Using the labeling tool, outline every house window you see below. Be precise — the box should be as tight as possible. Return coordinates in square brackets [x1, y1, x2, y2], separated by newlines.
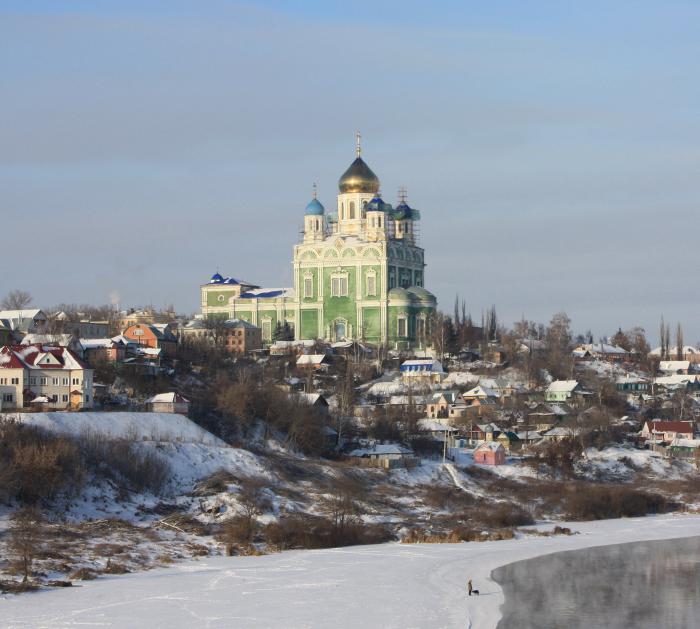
[40, 377, 48, 386]
[331, 273, 348, 297]
[62, 378, 69, 386]
[72, 378, 80, 385]
[53, 378, 59, 385]
[366, 273, 377, 297]
[3, 393, 13, 402]
[62, 394, 68, 402]
[398, 317, 407, 337]
[30, 377, 36, 385]
[11, 378, 19, 385]
[304, 275, 313, 298]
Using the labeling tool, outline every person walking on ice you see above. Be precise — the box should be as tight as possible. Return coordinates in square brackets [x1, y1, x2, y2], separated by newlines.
[468, 578, 473, 596]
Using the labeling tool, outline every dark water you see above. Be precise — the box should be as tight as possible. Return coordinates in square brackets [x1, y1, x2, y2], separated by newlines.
[493, 536, 700, 629]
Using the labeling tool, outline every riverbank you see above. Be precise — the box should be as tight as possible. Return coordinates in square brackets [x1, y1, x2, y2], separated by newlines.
[2, 513, 700, 628]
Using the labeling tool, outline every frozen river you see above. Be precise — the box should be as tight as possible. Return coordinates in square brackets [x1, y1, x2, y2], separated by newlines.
[494, 536, 700, 628]
[2, 514, 700, 628]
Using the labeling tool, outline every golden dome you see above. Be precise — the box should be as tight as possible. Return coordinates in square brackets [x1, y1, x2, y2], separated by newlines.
[338, 156, 380, 194]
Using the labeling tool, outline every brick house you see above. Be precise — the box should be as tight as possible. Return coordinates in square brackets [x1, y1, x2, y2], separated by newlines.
[473, 441, 506, 465]
[123, 323, 177, 358]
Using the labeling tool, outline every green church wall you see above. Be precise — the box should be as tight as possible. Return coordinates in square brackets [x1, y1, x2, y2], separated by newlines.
[300, 309, 319, 339]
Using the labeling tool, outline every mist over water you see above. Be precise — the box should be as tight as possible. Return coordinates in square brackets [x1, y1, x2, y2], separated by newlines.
[493, 536, 700, 629]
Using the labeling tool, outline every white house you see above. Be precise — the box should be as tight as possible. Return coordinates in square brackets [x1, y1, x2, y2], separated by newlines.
[400, 358, 444, 384]
[545, 380, 580, 402]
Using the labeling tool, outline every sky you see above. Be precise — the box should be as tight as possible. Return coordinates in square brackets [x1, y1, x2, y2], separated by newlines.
[2, 0, 699, 344]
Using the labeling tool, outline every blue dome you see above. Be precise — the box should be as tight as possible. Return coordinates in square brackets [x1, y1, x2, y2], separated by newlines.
[210, 272, 224, 283]
[393, 202, 412, 220]
[366, 196, 386, 211]
[305, 198, 325, 216]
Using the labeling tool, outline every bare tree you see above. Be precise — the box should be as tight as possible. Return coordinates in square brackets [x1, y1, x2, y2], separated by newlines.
[676, 323, 684, 361]
[1, 290, 32, 310]
[8, 507, 44, 584]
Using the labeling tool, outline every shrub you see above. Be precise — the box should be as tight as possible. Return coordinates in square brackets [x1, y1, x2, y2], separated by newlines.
[564, 486, 668, 520]
[80, 435, 170, 494]
[0, 420, 84, 504]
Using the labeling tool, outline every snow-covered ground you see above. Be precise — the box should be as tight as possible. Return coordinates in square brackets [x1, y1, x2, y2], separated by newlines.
[3, 513, 699, 629]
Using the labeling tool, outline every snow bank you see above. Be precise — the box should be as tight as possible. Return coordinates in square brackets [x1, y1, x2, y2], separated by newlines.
[2, 514, 699, 628]
[10, 412, 224, 446]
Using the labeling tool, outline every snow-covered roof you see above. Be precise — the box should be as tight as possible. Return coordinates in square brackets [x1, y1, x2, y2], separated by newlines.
[653, 375, 697, 387]
[669, 438, 700, 449]
[475, 441, 504, 452]
[659, 361, 690, 372]
[418, 418, 458, 432]
[576, 343, 629, 356]
[543, 426, 578, 437]
[400, 358, 444, 373]
[146, 392, 190, 404]
[546, 380, 579, 393]
[0, 309, 45, 321]
[239, 287, 295, 300]
[649, 345, 699, 356]
[296, 354, 327, 366]
[463, 384, 499, 398]
[80, 338, 116, 349]
[349, 443, 413, 457]
[0, 344, 88, 371]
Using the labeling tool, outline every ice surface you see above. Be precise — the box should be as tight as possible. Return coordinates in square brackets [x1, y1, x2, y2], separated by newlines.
[2, 514, 699, 628]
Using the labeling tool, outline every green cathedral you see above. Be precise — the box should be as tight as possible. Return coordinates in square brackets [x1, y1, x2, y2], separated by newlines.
[201, 137, 437, 349]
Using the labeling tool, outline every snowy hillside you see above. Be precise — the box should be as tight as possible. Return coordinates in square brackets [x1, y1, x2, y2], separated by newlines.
[15, 412, 224, 446]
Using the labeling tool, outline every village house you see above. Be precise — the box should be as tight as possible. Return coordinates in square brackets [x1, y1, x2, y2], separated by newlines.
[80, 337, 129, 366]
[294, 392, 330, 416]
[296, 354, 330, 370]
[541, 426, 579, 441]
[123, 323, 178, 358]
[649, 345, 700, 364]
[425, 391, 461, 419]
[545, 380, 580, 402]
[0, 309, 48, 337]
[0, 344, 94, 410]
[347, 443, 418, 469]
[640, 420, 695, 443]
[145, 392, 190, 414]
[496, 430, 521, 452]
[417, 418, 460, 446]
[473, 441, 506, 465]
[666, 437, 700, 462]
[118, 308, 176, 329]
[658, 360, 690, 375]
[652, 374, 698, 392]
[615, 374, 649, 393]
[268, 339, 317, 356]
[400, 358, 445, 384]
[573, 342, 630, 362]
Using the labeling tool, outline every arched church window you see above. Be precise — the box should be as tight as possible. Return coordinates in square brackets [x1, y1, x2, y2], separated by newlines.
[349, 201, 356, 219]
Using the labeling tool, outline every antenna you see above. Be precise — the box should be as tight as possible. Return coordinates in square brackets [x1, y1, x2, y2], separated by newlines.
[355, 130, 361, 157]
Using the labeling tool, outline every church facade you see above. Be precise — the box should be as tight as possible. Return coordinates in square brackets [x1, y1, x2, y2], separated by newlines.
[200, 138, 437, 349]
